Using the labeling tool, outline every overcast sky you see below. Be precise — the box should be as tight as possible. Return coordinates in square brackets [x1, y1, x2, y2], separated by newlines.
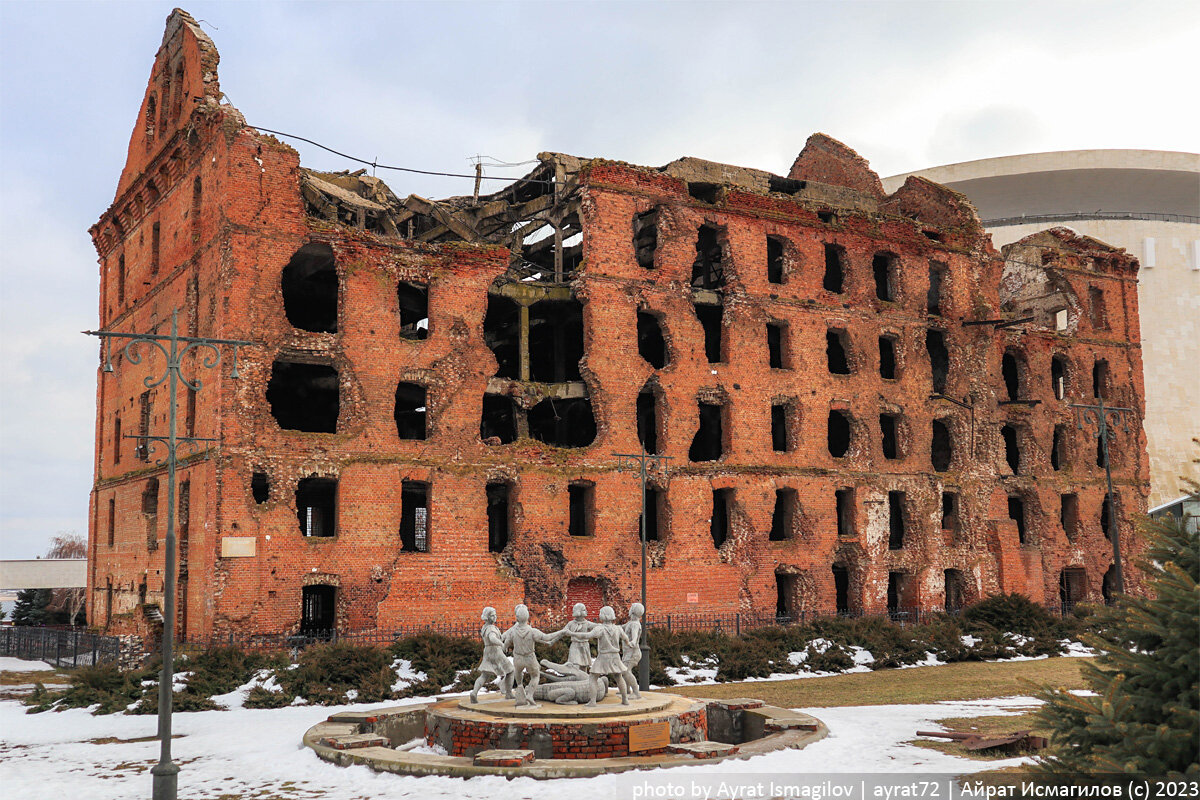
[0, 0, 1196, 560]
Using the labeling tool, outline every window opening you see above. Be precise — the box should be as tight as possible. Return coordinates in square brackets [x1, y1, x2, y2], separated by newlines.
[267, 361, 339, 433]
[928, 262, 946, 315]
[888, 491, 906, 550]
[944, 569, 964, 612]
[400, 480, 430, 552]
[113, 414, 122, 464]
[637, 311, 667, 368]
[771, 403, 790, 452]
[1052, 355, 1067, 400]
[641, 485, 662, 542]
[835, 488, 855, 537]
[767, 321, 788, 369]
[833, 565, 850, 614]
[296, 477, 336, 537]
[1101, 493, 1117, 540]
[687, 182, 720, 204]
[251, 472, 270, 504]
[397, 281, 429, 340]
[767, 236, 786, 284]
[887, 572, 909, 616]
[710, 488, 732, 548]
[775, 571, 797, 620]
[931, 419, 952, 472]
[300, 585, 336, 637]
[872, 253, 895, 301]
[879, 336, 897, 379]
[483, 295, 521, 379]
[691, 224, 725, 289]
[138, 390, 152, 461]
[823, 244, 845, 293]
[568, 482, 594, 537]
[1059, 568, 1087, 606]
[1002, 351, 1022, 401]
[151, 222, 160, 276]
[1102, 565, 1117, 603]
[632, 209, 658, 269]
[1008, 495, 1027, 544]
[529, 300, 584, 382]
[480, 394, 518, 444]
[926, 329, 949, 394]
[117, 254, 126, 305]
[394, 382, 427, 440]
[880, 413, 900, 460]
[694, 302, 723, 363]
[1052, 424, 1067, 470]
[1092, 359, 1109, 399]
[637, 388, 659, 455]
[185, 387, 196, 437]
[1088, 286, 1107, 330]
[281, 243, 338, 333]
[528, 397, 596, 448]
[107, 497, 116, 547]
[770, 488, 798, 541]
[1001, 424, 1020, 473]
[941, 491, 959, 535]
[826, 330, 850, 374]
[1061, 493, 1079, 540]
[487, 482, 511, 552]
[827, 410, 851, 458]
[689, 401, 724, 462]
[191, 177, 201, 241]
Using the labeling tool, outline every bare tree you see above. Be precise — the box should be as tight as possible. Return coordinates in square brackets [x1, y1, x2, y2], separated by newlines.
[46, 532, 86, 626]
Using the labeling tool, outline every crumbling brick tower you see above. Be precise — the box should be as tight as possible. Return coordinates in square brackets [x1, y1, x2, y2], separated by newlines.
[86, 10, 1149, 641]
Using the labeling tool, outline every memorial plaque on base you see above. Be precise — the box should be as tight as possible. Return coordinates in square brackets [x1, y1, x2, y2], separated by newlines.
[628, 721, 670, 752]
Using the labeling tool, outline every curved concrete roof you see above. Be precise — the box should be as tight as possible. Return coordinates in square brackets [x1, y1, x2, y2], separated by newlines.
[883, 150, 1199, 222]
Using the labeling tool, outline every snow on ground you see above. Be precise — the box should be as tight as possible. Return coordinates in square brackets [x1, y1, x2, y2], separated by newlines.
[0, 691, 1038, 800]
[0, 656, 55, 672]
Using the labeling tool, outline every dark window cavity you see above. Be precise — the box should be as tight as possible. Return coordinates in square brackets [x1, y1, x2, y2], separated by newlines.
[826, 329, 851, 374]
[1092, 359, 1109, 399]
[400, 480, 430, 552]
[775, 572, 797, 620]
[107, 497, 116, 547]
[300, 585, 336, 636]
[879, 336, 897, 379]
[1088, 286, 1107, 330]
[394, 382, 427, 440]
[931, 418, 953, 472]
[1059, 568, 1088, 606]
[833, 565, 850, 614]
[835, 488, 855, 537]
[191, 177, 201, 240]
[887, 572, 910, 616]
[487, 482, 511, 553]
[632, 209, 658, 269]
[281, 243, 338, 333]
[480, 394, 517, 444]
[138, 390, 152, 461]
[691, 224, 725, 289]
[887, 491, 906, 550]
[927, 262, 947, 315]
[142, 478, 159, 556]
[267, 361, 340, 433]
[637, 311, 667, 368]
[530, 300, 584, 383]
[113, 414, 122, 464]
[1051, 354, 1068, 400]
[1101, 493, 1117, 540]
[1002, 350, 1025, 402]
[827, 410, 851, 458]
[880, 413, 900, 460]
[397, 281, 429, 340]
[944, 569, 964, 612]
[872, 252, 896, 301]
[641, 485, 662, 542]
[710, 488, 732, 548]
[569, 482, 594, 537]
[1001, 424, 1021, 473]
[1060, 493, 1079, 540]
[1102, 565, 1117, 602]
[687, 182, 720, 204]
[771, 403, 791, 452]
[483, 295, 520, 379]
[1008, 495, 1027, 544]
[770, 488, 798, 541]
[151, 222, 160, 276]
[926, 329, 949, 394]
[1052, 424, 1067, 470]
[823, 244, 845, 293]
[767, 321, 788, 369]
[694, 302, 723, 363]
[528, 397, 596, 448]
[637, 388, 659, 455]
[767, 236, 786, 284]
[251, 472, 270, 504]
[689, 401, 725, 462]
[296, 477, 336, 537]
[941, 491, 960, 535]
[117, 254, 126, 306]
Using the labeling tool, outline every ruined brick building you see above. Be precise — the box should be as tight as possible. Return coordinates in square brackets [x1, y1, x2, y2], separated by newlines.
[86, 10, 1150, 641]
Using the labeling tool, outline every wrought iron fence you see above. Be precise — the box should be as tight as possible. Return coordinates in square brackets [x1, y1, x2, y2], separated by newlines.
[0, 626, 120, 668]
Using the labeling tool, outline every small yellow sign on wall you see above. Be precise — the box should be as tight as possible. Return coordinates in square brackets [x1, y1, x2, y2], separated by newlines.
[628, 720, 670, 752]
[220, 536, 256, 558]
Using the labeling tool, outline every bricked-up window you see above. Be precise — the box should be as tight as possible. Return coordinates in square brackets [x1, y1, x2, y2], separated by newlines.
[776, 571, 798, 620]
[1052, 355, 1068, 400]
[637, 311, 668, 368]
[528, 397, 596, 448]
[191, 177, 201, 241]
[637, 388, 659, 455]
[689, 401, 725, 462]
[1052, 425, 1068, 470]
[827, 410, 851, 458]
[143, 478, 159, 551]
[1001, 424, 1020, 473]
[767, 236, 786, 284]
[1088, 286, 1108, 330]
[400, 481, 430, 552]
[107, 497, 116, 547]
[693, 302, 723, 363]
[480, 394, 517, 444]
[1002, 350, 1027, 402]
[931, 418, 953, 472]
[281, 243, 338, 333]
[529, 300, 584, 382]
[767, 321, 789, 369]
[928, 262, 947, 315]
[641, 485, 662, 542]
[150, 222, 160, 276]
[926, 329, 949, 394]
[1059, 568, 1088, 606]
[487, 482, 511, 552]
[484, 295, 520, 379]
[879, 336, 897, 379]
[823, 244, 845, 293]
[137, 390, 152, 461]
[833, 565, 850, 614]
[691, 224, 725, 289]
[267, 361, 340, 433]
[836, 488, 855, 537]
[397, 281, 429, 340]
[1008, 495, 1027, 544]
[944, 569, 965, 612]
[888, 491, 906, 550]
[1060, 493, 1080, 540]
[568, 481, 594, 537]
[296, 477, 336, 538]
[632, 209, 658, 269]
[251, 472, 270, 504]
[826, 329, 851, 374]
[394, 382, 427, 440]
[117, 254, 126, 306]
[300, 585, 336, 637]
[872, 252, 896, 301]
[941, 491, 960, 535]
[710, 488, 732, 548]
[1092, 358, 1110, 400]
[113, 413, 122, 464]
[880, 413, 901, 460]
[770, 488, 798, 541]
[771, 403, 790, 452]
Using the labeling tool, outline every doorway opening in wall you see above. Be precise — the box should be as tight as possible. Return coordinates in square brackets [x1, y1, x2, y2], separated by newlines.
[832, 564, 850, 615]
[887, 572, 910, 618]
[300, 585, 336, 638]
[400, 481, 429, 552]
[775, 571, 798, 621]
[487, 482, 510, 553]
[1059, 568, 1088, 607]
[944, 569, 965, 613]
[480, 394, 517, 444]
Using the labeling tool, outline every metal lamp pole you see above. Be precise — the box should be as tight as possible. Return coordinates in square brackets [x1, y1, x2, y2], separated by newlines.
[1071, 395, 1135, 595]
[613, 451, 671, 692]
[86, 310, 254, 800]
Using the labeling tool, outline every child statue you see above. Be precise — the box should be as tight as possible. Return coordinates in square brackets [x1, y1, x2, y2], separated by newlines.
[620, 602, 645, 700]
[563, 602, 595, 671]
[502, 604, 562, 707]
[584, 605, 635, 706]
[470, 606, 514, 704]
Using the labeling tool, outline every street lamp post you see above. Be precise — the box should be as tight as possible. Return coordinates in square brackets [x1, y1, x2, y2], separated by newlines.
[613, 451, 671, 692]
[1071, 395, 1135, 596]
[86, 311, 255, 800]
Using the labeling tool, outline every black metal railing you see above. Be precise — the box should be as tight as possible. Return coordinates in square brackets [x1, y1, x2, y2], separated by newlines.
[0, 626, 120, 668]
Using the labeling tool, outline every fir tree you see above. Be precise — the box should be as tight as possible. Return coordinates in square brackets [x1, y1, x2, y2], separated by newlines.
[11, 588, 53, 626]
[1036, 514, 1199, 777]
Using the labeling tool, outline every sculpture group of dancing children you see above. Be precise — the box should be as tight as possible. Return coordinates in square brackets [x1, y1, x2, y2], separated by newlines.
[470, 602, 645, 707]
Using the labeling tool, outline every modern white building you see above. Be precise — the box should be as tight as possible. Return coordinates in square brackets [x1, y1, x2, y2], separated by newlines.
[885, 150, 1199, 515]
